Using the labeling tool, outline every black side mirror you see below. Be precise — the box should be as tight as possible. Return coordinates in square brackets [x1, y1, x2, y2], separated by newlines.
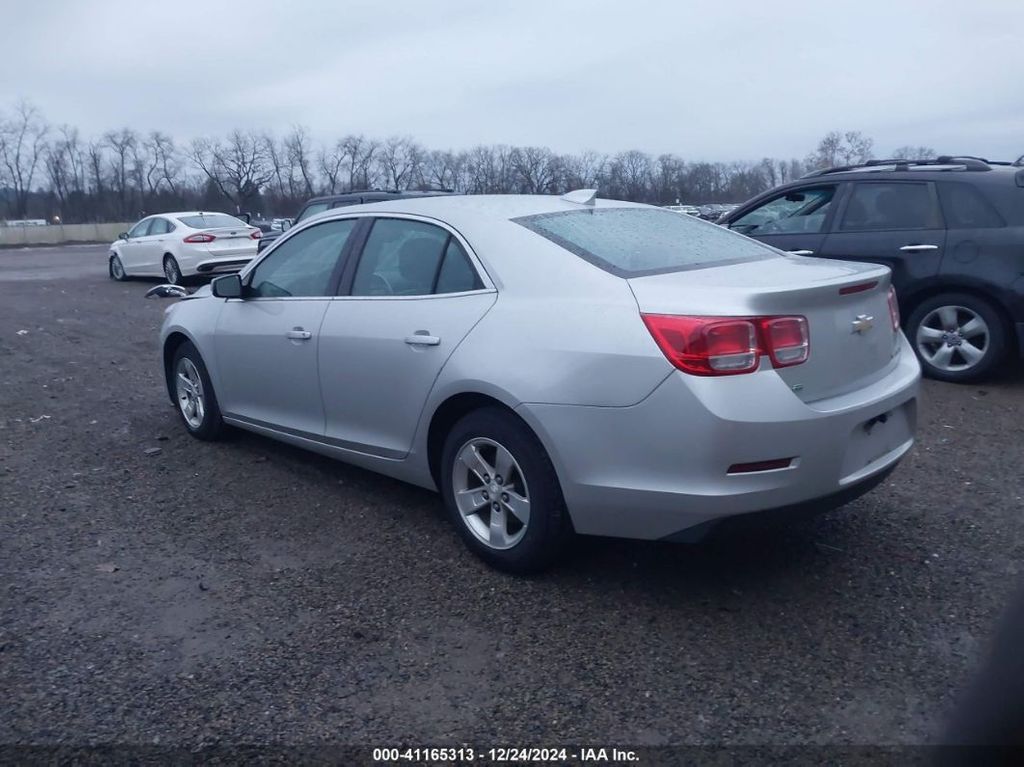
[281, 219, 292, 231]
[118, 232, 129, 240]
[212, 273, 244, 299]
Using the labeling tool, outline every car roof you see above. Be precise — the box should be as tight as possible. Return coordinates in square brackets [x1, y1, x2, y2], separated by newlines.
[316, 193, 647, 226]
[303, 190, 455, 205]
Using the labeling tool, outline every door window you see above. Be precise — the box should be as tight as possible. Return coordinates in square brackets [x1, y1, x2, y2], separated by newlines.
[351, 219, 482, 296]
[248, 219, 357, 298]
[840, 182, 941, 231]
[729, 186, 836, 235]
[149, 218, 172, 235]
[937, 183, 1005, 229]
[128, 219, 152, 238]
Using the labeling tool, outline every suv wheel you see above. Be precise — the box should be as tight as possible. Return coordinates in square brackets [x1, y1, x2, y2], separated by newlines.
[907, 293, 1007, 382]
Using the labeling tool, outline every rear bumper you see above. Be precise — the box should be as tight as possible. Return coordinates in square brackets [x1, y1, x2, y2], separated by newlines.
[195, 257, 254, 274]
[516, 335, 921, 540]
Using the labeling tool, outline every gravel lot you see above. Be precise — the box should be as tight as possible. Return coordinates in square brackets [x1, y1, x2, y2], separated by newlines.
[1, 244, 1022, 747]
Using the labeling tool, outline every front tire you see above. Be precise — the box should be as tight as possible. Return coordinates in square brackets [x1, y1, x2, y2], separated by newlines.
[171, 341, 225, 440]
[907, 293, 1007, 383]
[163, 255, 183, 285]
[109, 254, 127, 281]
[440, 407, 571, 573]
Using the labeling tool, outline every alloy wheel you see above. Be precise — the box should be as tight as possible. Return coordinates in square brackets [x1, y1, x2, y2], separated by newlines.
[164, 258, 181, 284]
[175, 357, 205, 429]
[915, 305, 990, 373]
[110, 256, 125, 280]
[452, 437, 531, 550]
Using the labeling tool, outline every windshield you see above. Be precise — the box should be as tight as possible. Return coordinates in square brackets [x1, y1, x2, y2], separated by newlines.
[515, 207, 775, 277]
[178, 214, 247, 229]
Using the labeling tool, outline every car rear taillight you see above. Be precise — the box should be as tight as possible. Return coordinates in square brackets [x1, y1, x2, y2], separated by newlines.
[249, 229, 262, 239]
[761, 316, 809, 368]
[641, 314, 809, 376]
[887, 285, 900, 330]
[183, 233, 216, 243]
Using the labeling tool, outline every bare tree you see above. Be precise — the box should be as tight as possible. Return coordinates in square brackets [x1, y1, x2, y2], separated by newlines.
[0, 100, 49, 218]
[511, 146, 557, 193]
[809, 130, 874, 169]
[190, 130, 274, 212]
[104, 128, 138, 218]
[284, 126, 316, 196]
[144, 132, 180, 196]
[318, 140, 348, 194]
[378, 136, 421, 190]
[891, 145, 937, 161]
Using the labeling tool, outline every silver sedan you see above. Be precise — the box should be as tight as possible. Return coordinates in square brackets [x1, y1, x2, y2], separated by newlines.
[160, 192, 920, 572]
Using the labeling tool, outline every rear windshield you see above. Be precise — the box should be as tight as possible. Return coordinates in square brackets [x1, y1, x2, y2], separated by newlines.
[177, 214, 247, 229]
[514, 207, 775, 277]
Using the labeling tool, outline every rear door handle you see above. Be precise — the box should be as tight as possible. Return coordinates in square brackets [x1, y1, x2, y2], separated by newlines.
[788, 249, 815, 256]
[405, 333, 441, 346]
[286, 328, 312, 340]
[899, 244, 939, 252]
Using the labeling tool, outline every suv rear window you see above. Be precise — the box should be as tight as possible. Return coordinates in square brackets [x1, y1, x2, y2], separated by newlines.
[514, 207, 774, 277]
[178, 214, 247, 229]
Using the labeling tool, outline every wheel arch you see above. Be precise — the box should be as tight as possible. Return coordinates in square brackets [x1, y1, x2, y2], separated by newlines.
[162, 331, 193, 404]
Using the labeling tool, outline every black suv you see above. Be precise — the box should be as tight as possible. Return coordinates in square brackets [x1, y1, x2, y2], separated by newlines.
[257, 189, 454, 253]
[720, 157, 1024, 382]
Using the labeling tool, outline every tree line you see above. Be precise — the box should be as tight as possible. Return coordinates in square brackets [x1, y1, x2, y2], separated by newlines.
[0, 99, 937, 223]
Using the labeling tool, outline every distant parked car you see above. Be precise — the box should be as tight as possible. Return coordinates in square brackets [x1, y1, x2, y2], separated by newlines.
[257, 190, 455, 253]
[663, 204, 701, 216]
[720, 156, 1024, 382]
[108, 212, 262, 284]
[160, 191, 918, 572]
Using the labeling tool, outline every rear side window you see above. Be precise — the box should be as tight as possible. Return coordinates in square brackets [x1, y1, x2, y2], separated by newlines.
[840, 183, 941, 231]
[351, 219, 483, 296]
[178, 213, 247, 229]
[514, 207, 774, 277]
[937, 183, 1005, 229]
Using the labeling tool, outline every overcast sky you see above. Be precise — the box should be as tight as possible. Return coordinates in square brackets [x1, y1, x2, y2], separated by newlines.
[3, 0, 1023, 161]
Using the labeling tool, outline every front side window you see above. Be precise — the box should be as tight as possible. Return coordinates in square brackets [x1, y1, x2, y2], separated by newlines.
[296, 202, 330, 222]
[515, 207, 774, 277]
[840, 182, 941, 231]
[730, 186, 836, 235]
[937, 182, 1005, 229]
[128, 219, 152, 238]
[351, 219, 483, 296]
[248, 219, 358, 298]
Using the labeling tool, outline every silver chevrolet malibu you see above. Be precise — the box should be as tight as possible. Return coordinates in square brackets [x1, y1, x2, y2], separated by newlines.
[159, 192, 920, 572]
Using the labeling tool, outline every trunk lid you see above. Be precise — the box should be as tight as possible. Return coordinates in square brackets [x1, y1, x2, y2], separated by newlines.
[628, 255, 899, 402]
[201, 227, 258, 256]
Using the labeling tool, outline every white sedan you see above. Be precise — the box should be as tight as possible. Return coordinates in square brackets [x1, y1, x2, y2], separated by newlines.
[108, 211, 261, 284]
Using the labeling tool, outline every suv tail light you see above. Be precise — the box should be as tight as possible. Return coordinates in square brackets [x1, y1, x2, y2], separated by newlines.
[887, 285, 900, 330]
[183, 233, 216, 243]
[249, 229, 262, 239]
[641, 314, 809, 376]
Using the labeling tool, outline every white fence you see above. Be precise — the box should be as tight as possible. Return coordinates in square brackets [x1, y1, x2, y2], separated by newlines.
[0, 223, 132, 247]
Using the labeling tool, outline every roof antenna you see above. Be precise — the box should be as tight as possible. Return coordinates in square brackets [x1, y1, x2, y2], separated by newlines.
[561, 189, 598, 206]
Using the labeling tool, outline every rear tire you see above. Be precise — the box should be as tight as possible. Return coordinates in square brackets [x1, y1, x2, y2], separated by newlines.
[109, 254, 127, 281]
[440, 407, 571, 573]
[163, 255, 183, 285]
[907, 293, 1007, 383]
[171, 341, 225, 441]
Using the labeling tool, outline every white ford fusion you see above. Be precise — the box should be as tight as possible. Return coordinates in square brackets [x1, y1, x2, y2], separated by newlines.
[109, 211, 261, 284]
[159, 192, 920, 572]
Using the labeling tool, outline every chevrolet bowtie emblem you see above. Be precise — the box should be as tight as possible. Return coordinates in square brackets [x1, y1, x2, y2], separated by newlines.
[851, 314, 874, 334]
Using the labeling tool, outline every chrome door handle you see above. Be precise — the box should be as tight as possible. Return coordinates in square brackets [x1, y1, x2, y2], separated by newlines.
[788, 249, 815, 256]
[405, 334, 440, 346]
[285, 328, 312, 340]
[899, 244, 939, 252]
